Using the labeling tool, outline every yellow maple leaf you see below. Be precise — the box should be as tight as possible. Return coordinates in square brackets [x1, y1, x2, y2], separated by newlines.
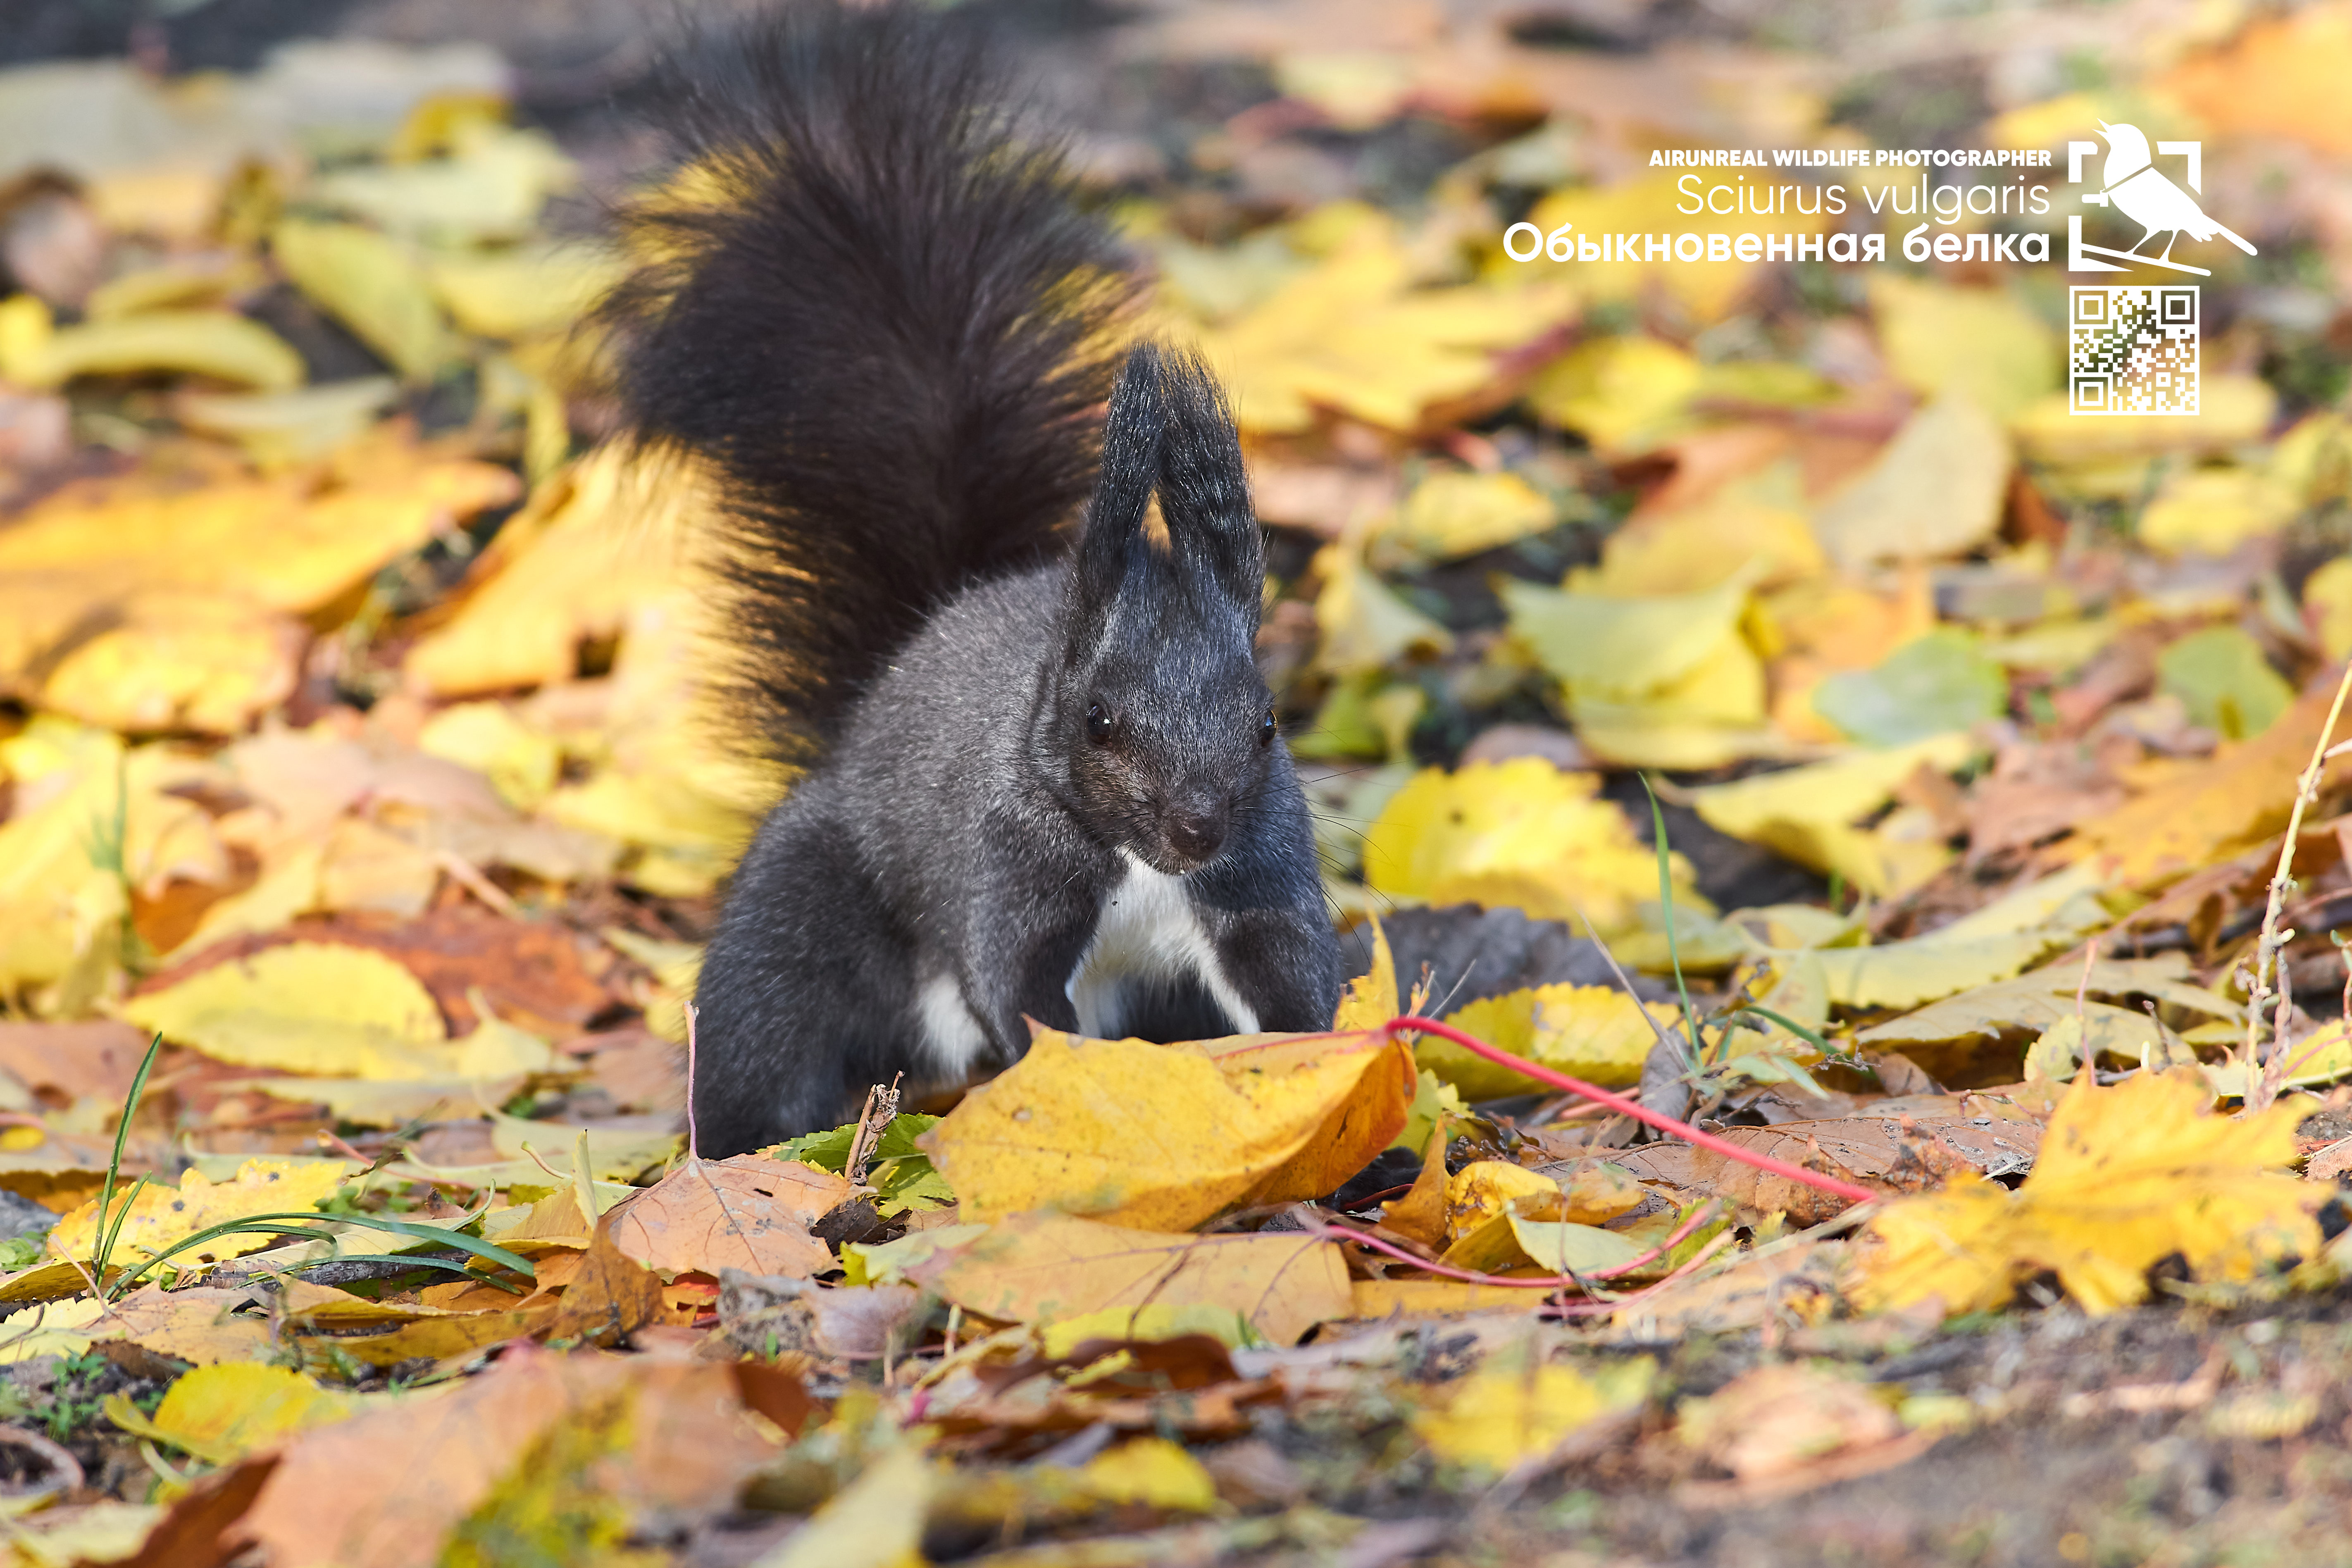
[50, 1157, 350, 1268]
[1362, 759, 1698, 936]
[1856, 1069, 2321, 1317]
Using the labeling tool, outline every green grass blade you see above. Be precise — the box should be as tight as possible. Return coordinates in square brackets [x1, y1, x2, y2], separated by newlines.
[108, 1211, 536, 1297]
[1640, 774, 1702, 1070]
[91, 1033, 163, 1287]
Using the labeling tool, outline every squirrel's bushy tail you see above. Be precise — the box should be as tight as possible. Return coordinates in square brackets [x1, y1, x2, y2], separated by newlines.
[601, 0, 1137, 765]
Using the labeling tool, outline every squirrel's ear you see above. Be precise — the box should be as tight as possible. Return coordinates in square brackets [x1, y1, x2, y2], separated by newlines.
[1075, 343, 1163, 625]
[1153, 348, 1263, 623]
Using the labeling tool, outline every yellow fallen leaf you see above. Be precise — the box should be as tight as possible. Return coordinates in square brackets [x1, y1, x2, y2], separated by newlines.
[405, 443, 707, 694]
[2301, 557, 2352, 661]
[1855, 954, 2233, 1055]
[913, 1212, 1351, 1347]
[36, 592, 306, 735]
[0, 431, 519, 669]
[1332, 914, 1399, 1032]
[762, 1444, 933, 1568]
[1310, 538, 1454, 674]
[2065, 684, 2336, 887]
[1856, 1069, 2321, 1316]
[1516, 169, 1807, 319]
[1081, 1438, 1218, 1513]
[1362, 760, 1698, 936]
[2012, 374, 2274, 465]
[0, 1296, 114, 1363]
[923, 1029, 1413, 1229]
[0, 724, 226, 994]
[1037, 1303, 1255, 1356]
[2138, 467, 2299, 556]
[1188, 229, 1570, 433]
[1421, 983, 1664, 1096]
[49, 1156, 349, 1268]
[1502, 1213, 1645, 1275]
[91, 1284, 274, 1365]
[1811, 393, 2012, 571]
[0, 297, 303, 390]
[105, 1362, 368, 1464]
[1497, 570, 1754, 702]
[174, 377, 400, 467]
[272, 219, 455, 381]
[1525, 336, 1701, 454]
[1683, 734, 1978, 899]
[1444, 1161, 1560, 1239]
[1349, 1278, 1542, 1317]
[1412, 1356, 1654, 1470]
[1584, 472, 1824, 596]
[1868, 275, 2057, 419]
[120, 941, 461, 1079]
[0, 1502, 162, 1561]
[425, 242, 625, 340]
[2163, 5, 2352, 158]
[1388, 469, 1555, 559]
[312, 121, 576, 242]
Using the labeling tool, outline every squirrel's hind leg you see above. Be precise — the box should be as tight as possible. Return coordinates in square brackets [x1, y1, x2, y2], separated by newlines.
[689, 798, 914, 1154]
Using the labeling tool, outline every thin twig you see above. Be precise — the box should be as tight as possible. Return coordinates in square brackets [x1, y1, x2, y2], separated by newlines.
[2246, 663, 2352, 1112]
[683, 1000, 701, 1162]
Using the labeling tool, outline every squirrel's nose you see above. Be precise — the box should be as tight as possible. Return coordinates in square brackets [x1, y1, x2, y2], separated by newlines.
[1164, 806, 1227, 863]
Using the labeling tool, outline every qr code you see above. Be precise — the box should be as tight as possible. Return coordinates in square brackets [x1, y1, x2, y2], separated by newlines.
[2069, 286, 2199, 415]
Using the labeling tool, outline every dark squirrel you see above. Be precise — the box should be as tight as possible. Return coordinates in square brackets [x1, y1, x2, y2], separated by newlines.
[603, 1, 1345, 1156]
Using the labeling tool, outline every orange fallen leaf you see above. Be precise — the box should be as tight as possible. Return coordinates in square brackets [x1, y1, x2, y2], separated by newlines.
[604, 1155, 846, 1279]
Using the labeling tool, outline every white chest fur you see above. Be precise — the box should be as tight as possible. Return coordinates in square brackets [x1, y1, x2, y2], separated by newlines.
[1067, 853, 1259, 1040]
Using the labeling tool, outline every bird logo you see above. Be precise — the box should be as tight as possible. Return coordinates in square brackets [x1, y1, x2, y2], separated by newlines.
[2078, 122, 2256, 271]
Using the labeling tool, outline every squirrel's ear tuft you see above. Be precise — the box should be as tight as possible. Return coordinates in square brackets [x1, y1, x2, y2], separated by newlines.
[1076, 343, 1163, 623]
[1153, 348, 1262, 621]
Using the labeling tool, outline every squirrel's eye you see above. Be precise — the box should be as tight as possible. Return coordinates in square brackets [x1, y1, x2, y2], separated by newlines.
[1085, 702, 1116, 745]
[1259, 708, 1277, 747]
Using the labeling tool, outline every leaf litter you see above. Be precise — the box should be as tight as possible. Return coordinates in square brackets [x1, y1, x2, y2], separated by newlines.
[2, 1, 2352, 1564]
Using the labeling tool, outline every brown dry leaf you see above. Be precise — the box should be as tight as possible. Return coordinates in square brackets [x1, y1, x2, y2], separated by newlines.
[1602, 1238, 1837, 1341]
[605, 1155, 845, 1279]
[1679, 1115, 2042, 1224]
[1678, 1363, 1904, 1482]
[910, 1212, 1352, 1348]
[0, 1019, 149, 1105]
[235, 1348, 778, 1568]
[546, 1219, 666, 1347]
[924, 1029, 1412, 1229]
